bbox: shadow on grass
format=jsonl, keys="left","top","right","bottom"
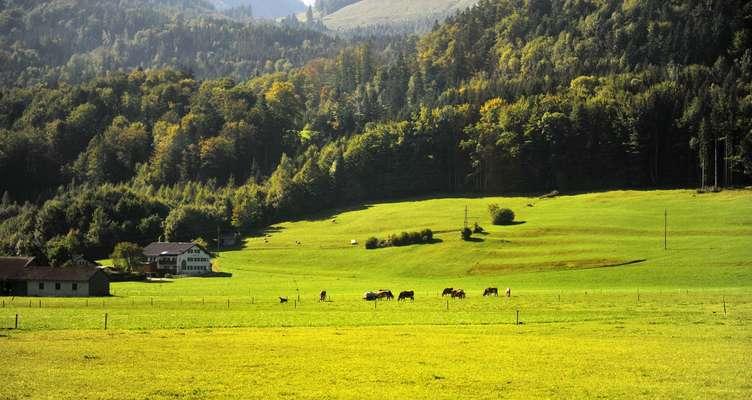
{"left": 464, "top": 237, "right": 485, "bottom": 243}
{"left": 197, "top": 271, "right": 233, "bottom": 278}
{"left": 600, "top": 259, "right": 647, "bottom": 268}
{"left": 496, "top": 221, "right": 527, "bottom": 226}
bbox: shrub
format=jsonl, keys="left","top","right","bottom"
{"left": 492, "top": 208, "right": 516, "bottom": 225}
{"left": 367, "top": 229, "right": 434, "bottom": 249}
{"left": 461, "top": 227, "right": 473, "bottom": 240}
{"left": 420, "top": 228, "right": 433, "bottom": 242}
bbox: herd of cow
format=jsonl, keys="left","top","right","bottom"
{"left": 281, "top": 288, "right": 512, "bottom": 303}
{"left": 352, "top": 287, "right": 510, "bottom": 302}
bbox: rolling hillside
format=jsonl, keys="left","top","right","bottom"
{"left": 323, "top": 0, "right": 480, "bottom": 31}
{"left": 210, "top": 0, "right": 306, "bottom": 17}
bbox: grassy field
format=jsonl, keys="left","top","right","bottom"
{"left": 1, "top": 190, "right": 751, "bottom": 399}
{"left": 324, "top": 0, "right": 479, "bottom": 30}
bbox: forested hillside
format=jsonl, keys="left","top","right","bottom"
{"left": 1, "top": 0, "right": 751, "bottom": 264}
{"left": 0, "top": 0, "right": 335, "bottom": 87}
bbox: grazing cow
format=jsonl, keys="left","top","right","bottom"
{"left": 279, "top": 296, "right": 288, "bottom": 303}
{"left": 442, "top": 288, "right": 454, "bottom": 297}
{"left": 319, "top": 291, "right": 327, "bottom": 302}
{"left": 376, "top": 290, "right": 394, "bottom": 300}
{"left": 363, "top": 291, "right": 379, "bottom": 301}
{"left": 451, "top": 289, "right": 466, "bottom": 299}
{"left": 398, "top": 290, "right": 415, "bottom": 302}
{"left": 505, "top": 287, "right": 511, "bottom": 297}
{"left": 483, "top": 287, "right": 499, "bottom": 297}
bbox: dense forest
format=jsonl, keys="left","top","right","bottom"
{"left": 0, "top": 0, "right": 336, "bottom": 87}
{"left": 1, "top": 0, "right": 751, "bottom": 264}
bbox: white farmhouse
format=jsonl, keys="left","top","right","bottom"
{"left": 143, "top": 242, "right": 213, "bottom": 276}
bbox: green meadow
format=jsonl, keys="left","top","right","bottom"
{"left": 2, "top": 190, "right": 751, "bottom": 399}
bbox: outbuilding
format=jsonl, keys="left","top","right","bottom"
{"left": 0, "top": 257, "right": 110, "bottom": 297}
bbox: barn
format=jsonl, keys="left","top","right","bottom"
{"left": 0, "top": 257, "right": 110, "bottom": 297}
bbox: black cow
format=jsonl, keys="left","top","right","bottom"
{"left": 483, "top": 287, "right": 499, "bottom": 297}
{"left": 398, "top": 290, "right": 414, "bottom": 302}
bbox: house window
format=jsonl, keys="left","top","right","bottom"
{"left": 39, "top": 282, "right": 44, "bottom": 290}
{"left": 72, "top": 283, "right": 78, "bottom": 291}
{"left": 55, "top": 282, "right": 61, "bottom": 290}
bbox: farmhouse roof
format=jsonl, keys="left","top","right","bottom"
{"left": 143, "top": 242, "right": 202, "bottom": 257}
{"left": 0, "top": 257, "right": 36, "bottom": 280}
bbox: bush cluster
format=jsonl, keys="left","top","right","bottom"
{"left": 365, "top": 229, "right": 433, "bottom": 249}
{"left": 488, "top": 204, "right": 515, "bottom": 225}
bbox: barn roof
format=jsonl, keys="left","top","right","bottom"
{"left": 0, "top": 257, "right": 36, "bottom": 280}
{"left": 143, "top": 242, "right": 201, "bottom": 257}
{"left": 0, "top": 257, "right": 102, "bottom": 282}
{"left": 19, "top": 265, "right": 105, "bottom": 282}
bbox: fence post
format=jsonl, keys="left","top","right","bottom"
{"left": 723, "top": 296, "right": 727, "bottom": 316}
{"left": 15, "top": 314, "right": 18, "bottom": 329}
{"left": 446, "top": 300, "right": 449, "bottom": 310}
{"left": 104, "top": 313, "right": 108, "bottom": 330}
{"left": 38, "top": 299, "right": 41, "bottom": 308}
{"left": 227, "top": 299, "right": 230, "bottom": 308}
{"left": 516, "top": 310, "right": 519, "bottom": 325}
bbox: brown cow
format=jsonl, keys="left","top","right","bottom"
{"left": 376, "top": 290, "right": 394, "bottom": 300}
{"left": 442, "top": 288, "right": 454, "bottom": 296}
{"left": 319, "top": 291, "right": 327, "bottom": 302}
{"left": 451, "top": 289, "right": 466, "bottom": 299}
{"left": 483, "top": 287, "right": 499, "bottom": 297}
{"left": 398, "top": 290, "right": 414, "bottom": 302}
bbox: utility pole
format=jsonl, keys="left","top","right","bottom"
{"left": 714, "top": 136, "right": 718, "bottom": 190}
{"left": 664, "top": 209, "right": 668, "bottom": 251}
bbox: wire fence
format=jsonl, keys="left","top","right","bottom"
{"left": 0, "top": 290, "right": 742, "bottom": 331}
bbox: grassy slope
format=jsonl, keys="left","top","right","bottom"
{"left": 218, "top": 189, "right": 752, "bottom": 292}
{"left": 2, "top": 190, "right": 751, "bottom": 399}
{"left": 323, "top": 0, "right": 479, "bottom": 30}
